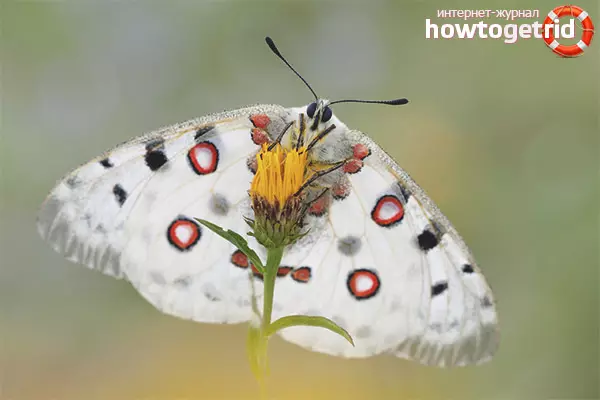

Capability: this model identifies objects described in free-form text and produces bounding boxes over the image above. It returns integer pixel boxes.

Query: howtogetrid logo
[426,4,595,58]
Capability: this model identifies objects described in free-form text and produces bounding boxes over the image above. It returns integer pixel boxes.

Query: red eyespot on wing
[291,267,311,283]
[308,194,331,217]
[231,250,249,269]
[167,218,201,251]
[251,128,269,145]
[371,195,404,227]
[343,159,363,174]
[332,182,350,200]
[250,114,271,129]
[353,143,370,160]
[232,250,263,278]
[188,141,219,175]
[277,266,294,277]
[347,269,380,300]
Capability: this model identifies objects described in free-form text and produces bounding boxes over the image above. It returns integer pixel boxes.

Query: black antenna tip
[389,98,409,105]
[265,37,280,55]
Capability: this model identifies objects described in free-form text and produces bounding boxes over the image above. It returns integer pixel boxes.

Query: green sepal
[195,218,265,274]
[265,315,355,347]
[243,216,255,230]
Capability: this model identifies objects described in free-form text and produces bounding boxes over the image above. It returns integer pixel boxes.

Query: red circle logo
[543,5,594,57]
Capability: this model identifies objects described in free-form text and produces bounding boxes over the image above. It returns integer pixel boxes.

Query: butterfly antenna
[265,37,318,101]
[328,98,409,106]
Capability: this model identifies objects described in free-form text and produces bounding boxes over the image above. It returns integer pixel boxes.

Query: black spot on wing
[417,229,439,251]
[65,175,80,188]
[112,184,127,206]
[145,150,167,171]
[462,264,474,274]
[99,158,113,168]
[173,275,192,288]
[194,125,215,141]
[481,296,493,308]
[209,194,230,216]
[144,139,168,171]
[431,281,448,297]
[201,283,222,302]
[204,291,221,302]
[337,236,361,256]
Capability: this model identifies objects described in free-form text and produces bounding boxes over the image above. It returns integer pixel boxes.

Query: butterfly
[37,37,498,367]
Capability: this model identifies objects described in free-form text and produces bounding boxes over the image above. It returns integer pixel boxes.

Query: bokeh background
[1,1,598,399]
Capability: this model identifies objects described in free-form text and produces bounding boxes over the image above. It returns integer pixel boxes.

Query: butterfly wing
[269,129,499,366]
[38,101,498,365]
[37,104,285,322]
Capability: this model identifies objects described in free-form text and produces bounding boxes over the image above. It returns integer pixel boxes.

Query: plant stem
[247,246,284,399]
[261,247,284,329]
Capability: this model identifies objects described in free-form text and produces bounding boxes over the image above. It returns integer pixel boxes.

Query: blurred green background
[1,1,598,399]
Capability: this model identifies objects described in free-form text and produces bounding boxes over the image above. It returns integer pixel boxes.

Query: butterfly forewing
[36,105,283,278]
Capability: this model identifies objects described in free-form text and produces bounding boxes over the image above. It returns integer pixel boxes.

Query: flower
[248,143,310,248]
[250,143,308,208]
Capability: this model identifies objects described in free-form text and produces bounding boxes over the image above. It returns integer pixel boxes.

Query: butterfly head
[305,99,335,131]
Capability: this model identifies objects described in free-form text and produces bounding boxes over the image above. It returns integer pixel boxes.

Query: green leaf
[195,218,265,274]
[266,315,355,346]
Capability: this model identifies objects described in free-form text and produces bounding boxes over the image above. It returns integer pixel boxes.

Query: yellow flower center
[250,144,309,208]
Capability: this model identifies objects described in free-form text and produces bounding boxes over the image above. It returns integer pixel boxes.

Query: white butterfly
[37,37,498,367]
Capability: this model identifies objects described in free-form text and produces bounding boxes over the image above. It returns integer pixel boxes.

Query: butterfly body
[38,101,498,366]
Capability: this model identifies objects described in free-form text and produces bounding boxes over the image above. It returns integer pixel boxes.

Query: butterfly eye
[321,107,333,123]
[306,102,317,118]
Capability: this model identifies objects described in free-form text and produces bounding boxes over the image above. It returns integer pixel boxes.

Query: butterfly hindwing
[269,163,428,359]
[262,122,498,366]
